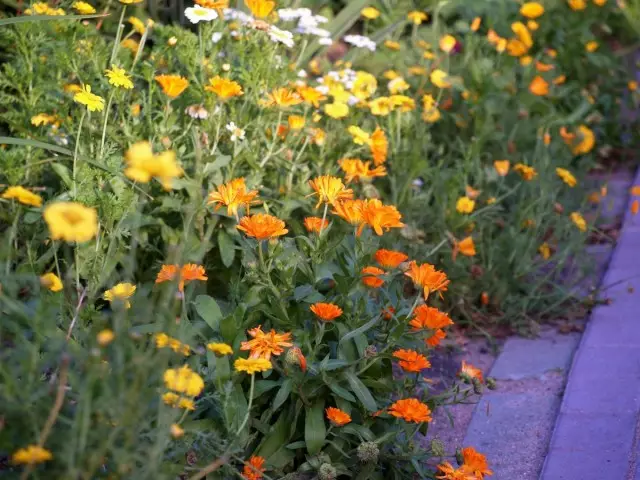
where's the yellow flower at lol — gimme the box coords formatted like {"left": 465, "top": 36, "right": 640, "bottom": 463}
{"left": 205, "top": 76, "right": 244, "bottom": 99}
{"left": 456, "top": 197, "right": 475, "bottom": 214}
{"left": 40, "top": 272, "right": 63, "bottom": 292}
{"left": 352, "top": 71, "right": 377, "bottom": 100}
{"left": 31, "top": 113, "right": 57, "bottom": 126}
{"left": 261, "top": 87, "right": 303, "bottom": 108}
{"left": 422, "top": 94, "right": 440, "bottom": 123}
{"left": 507, "top": 39, "right": 529, "bottom": 57}
{"left": 11, "top": 446, "right": 52, "bottom": 465}
{"left": 407, "top": 10, "right": 427, "bottom": 25}
{"left": 121, "top": 38, "right": 140, "bottom": 54}
{"left": 471, "top": 17, "right": 482, "bottom": 31}
{"left": 494, "top": 160, "right": 510, "bottom": 176}
{"left": 439, "top": 34, "right": 457, "bottom": 53}
{"left": 1, "top": 186, "right": 42, "bottom": 207}
{"left": 72, "top": 1, "right": 96, "bottom": 14}
{"left": 74, "top": 84, "right": 105, "bottom": 112}
{"left": 568, "top": 0, "right": 587, "bottom": 9}
{"left": 572, "top": 125, "right": 595, "bottom": 155}
{"left": 119, "top": 0, "right": 143, "bottom": 4}
{"left": 521, "top": 2, "right": 545, "bottom": 18}
{"left": 430, "top": 69, "right": 450, "bottom": 88}
{"left": 629, "top": 81, "right": 638, "bottom": 91}
{"left": 103, "top": 282, "right": 137, "bottom": 309}
{"left": 384, "top": 39, "right": 401, "bottom": 50}
{"left": 369, "top": 97, "right": 393, "bottom": 116}
{"left": 324, "top": 102, "right": 349, "bottom": 119}
{"left": 408, "top": 66, "right": 427, "bottom": 76}
{"left": 97, "top": 329, "right": 115, "bottom": 346}
{"left": 245, "top": 0, "right": 274, "bottom": 18}
{"left": 348, "top": 125, "right": 371, "bottom": 145}
{"left": 296, "top": 85, "right": 326, "bottom": 107}
{"left": 585, "top": 41, "right": 599, "bottom": 52}
{"left": 308, "top": 175, "right": 353, "bottom": 208}
{"left": 593, "top": 0, "right": 607, "bottom": 5}
{"left": 124, "top": 141, "right": 182, "bottom": 189}
{"left": 388, "top": 77, "right": 409, "bottom": 94}
{"left": 105, "top": 65, "right": 133, "bottom": 89}
{"left": 234, "top": 357, "right": 273, "bottom": 374}
{"left": 207, "top": 342, "right": 233, "bottom": 355}
{"left": 391, "top": 95, "right": 416, "bottom": 112}
{"left": 512, "top": 22, "right": 532, "bottom": 48}
{"left": 43, "top": 202, "right": 98, "bottom": 243}
{"left": 361, "top": 6, "right": 380, "bottom": 19}
{"left": 164, "top": 365, "right": 205, "bottom": 396}
{"left": 170, "top": 423, "right": 185, "bottom": 438}
{"left": 514, "top": 163, "right": 538, "bottom": 180}
{"left": 539, "top": 242, "right": 551, "bottom": 259}
{"left": 288, "top": 115, "right": 305, "bottom": 130}
{"left": 570, "top": 212, "right": 587, "bottom": 231}
{"left": 339, "top": 158, "right": 387, "bottom": 183}
{"left": 556, "top": 168, "right": 577, "bottom": 187}
{"left": 155, "top": 74, "right": 189, "bottom": 98}
{"left": 527, "top": 20, "right": 539, "bottom": 31}
{"left": 529, "top": 76, "right": 549, "bottom": 96}
{"left": 128, "top": 16, "right": 146, "bottom": 34}
{"left": 162, "top": 392, "right": 195, "bottom": 410}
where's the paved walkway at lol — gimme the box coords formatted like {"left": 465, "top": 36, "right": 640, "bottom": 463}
{"left": 540, "top": 170, "right": 640, "bottom": 480}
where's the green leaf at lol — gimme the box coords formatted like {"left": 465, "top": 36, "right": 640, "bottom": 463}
{"left": 194, "top": 295, "right": 223, "bottom": 331}
{"left": 219, "top": 314, "right": 237, "bottom": 344}
{"left": 256, "top": 411, "right": 289, "bottom": 459}
{"left": 272, "top": 378, "right": 293, "bottom": 412}
{"left": 0, "top": 136, "right": 72, "bottom": 156}
{"left": 253, "top": 380, "right": 281, "bottom": 398}
{"left": 319, "top": 358, "right": 350, "bottom": 372}
{"left": 285, "top": 441, "right": 307, "bottom": 450}
{"left": 203, "top": 155, "right": 231, "bottom": 175}
{"left": 342, "top": 424, "right": 375, "bottom": 441}
{"left": 339, "top": 315, "right": 380, "bottom": 345}
{"left": 327, "top": 383, "right": 356, "bottom": 403}
{"left": 304, "top": 399, "right": 326, "bottom": 455}
{"left": 218, "top": 229, "right": 235, "bottom": 267}
{"left": 50, "top": 163, "right": 72, "bottom": 189}
{"left": 344, "top": 371, "right": 377, "bottom": 412}
{"left": 0, "top": 13, "right": 107, "bottom": 27}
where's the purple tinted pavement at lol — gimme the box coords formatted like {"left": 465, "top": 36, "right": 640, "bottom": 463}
{"left": 540, "top": 169, "right": 640, "bottom": 480}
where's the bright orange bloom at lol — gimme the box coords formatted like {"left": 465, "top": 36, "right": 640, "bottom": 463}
{"left": 410, "top": 305, "right": 454, "bottom": 330}
{"left": 514, "top": 163, "right": 537, "bottom": 181}
{"left": 362, "top": 266, "right": 385, "bottom": 288}
{"left": 245, "top": 0, "right": 274, "bottom": 18}
{"left": 208, "top": 178, "right": 258, "bottom": 217}
{"left": 374, "top": 249, "right": 408, "bottom": 269}
{"left": 332, "top": 199, "right": 364, "bottom": 227}
{"left": 326, "top": 407, "right": 352, "bottom": 426}
{"left": 393, "top": 349, "right": 431, "bottom": 372}
{"left": 436, "top": 462, "right": 475, "bottom": 480}
{"left": 632, "top": 200, "right": 639, "bottom": 215}
{"left": 288, "top": 346, "right": 307, "bottom": 372}
{"left": 240, "top": 325, "right": 293, "bottom": 360}
{"left": 388, "top": 398, "right": 432, "bottom": 423}
{"left": 260, "top": 87, "right": 303, "bottom": 108}
{"left": 425, "top": 329, "right": 447, "bottom": 347}
{"left": 155, "top": 264, "right": 207, "bottom": 291}
{"left": 205, "top": 75, "right": 244, "bottom": 99}
{"left": 304, "top": 216, "right": 329, "bottom": 233}
{"left": 155, "top": 74, "right": 189, "bottom": 98}
{"left": 459, "top": 360, "right": 483, "bottom": 382}
{"left": 453, "top": 237, "right": 476, "bottom": 260}
{"left": 310, "top": 302, "right": 343, "bottom": 322}
{"left": 308, "top": 175, "right": 354, "bottom": 208}
{"left": 370, "top": 127, "right": 388, "bottom": 165}
{"left": 358, "top": 199, "right": 404, "bottom": 236}
{"left": 405, "top": 261, "right": 450, "bottom": 298}
{"left": 382, "top": 306, "right": 395, "bottom": 320}
{"left": 493, "top": 160, "right": 510, "bottom": 176}
{"left": 237, "top": 214, "right": 288, "bottom": 240}
{"left": 339, "top": 158, "right": 387, "bottom": 183}
{"left": 529, "top": 76, "right": 549, "bottom": 96}
{"left": 461, "top": 447, "right": 493, "bottom": 479}
{"left": 242, "top": 455, "right": 266, "bottom": 480}
{"left": 195, "top": 0, "right": 228, "bottom": 11}
{"left": 296, "top": 85, "right": 326, "bottom": 107}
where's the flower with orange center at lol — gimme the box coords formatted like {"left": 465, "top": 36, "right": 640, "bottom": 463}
{"left": 208, "top": 178, "right": 259, "bottom": 217}
{"left": 374, "top": 249, "right": 408, "bottom": 269}
{"left": 461, "top": 447, "right": 493, "bottom": 479}
{"left": 155, "top": 74, "right": 189, "bottom": 98}
{"left": 358, "top": 199, "right": 404, "bottom": 236}
{"left": 205, "top": 76, "right": 244, "bottom": 99}
{"left": 405, "top": 261, "right": 450, "bottom": 299}
{"left": 339, "top": 158, "right": 387, "bottom": 183}
{"left": 459, "top": 360, "right": 483, "bottom": 382}
{"left": 326, "top": 407, "right": 352, "bottom": 426}
{"left": 388, "top": 398, "right": 432, "bottom": 423}
{"left": 242, "top": 455, "right": 266, "bottom": 480}
{"left": 310, "top": 302, "right": 343, "bottom": 322}
{"left": 155, "top": 264, "right": 208, "bottom": 292}
{"left": 332, "top": 199, "right": 365, "bottom": 227}
{"left": 296, "top": 85, "right": 326, "bottom": 107}
{"left": 245, "top": 0, "right": 274, "bottom": 18}
{"left": 439, "top": 34, "right": 457, "bottom": 53}
{"left": 370, "top": 127, "right": 388, "bottom": 165}
{"left": 393, "top": 349, "right": 431, "bottom": 372}
{"left": 452, "top": 236, "right": 476, "bottom": 260}
{"left": 529, "top": 76, "right": 549, "bottom": 96}
{"left": 410, "top": 305, "right": 454, "bottom": 330}
{"left": 308, "top": 175, "right": 354, "bottom": 208}
{"left": 362, "top": 266, "right": 385, "bottom": 288}
{"left": 260, "top": 87, "right": 303, "bottom": 108}
{"left": 304, "top": 217, "right": 329, "bottom": 234}
{"left": 237, "top": 213, "right": 288, "bottom": 240}
{"left": 240, "top": 325, "right": 293, "bottom": 360}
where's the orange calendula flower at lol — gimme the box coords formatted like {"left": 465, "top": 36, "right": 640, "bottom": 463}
{"left": 493, "top": 160, "right": 510, "bottom": 176}
{"left": 370, "top": 127, "right": 388, "bottom": 165}
{"left": 439, "top": 34, "right": 457, "bottom": 53}
{"left": 393, "top": 349, "right": 431, "bottom": 372}
{"left": 436, "top": 462, "right": 475, "bottom": 480}
{"left": 333, "top": 199, "right": 365, "bottom": 228}
{"left": 405, "top": 262, "right": 450, "bottom": 299}
{"left": 374, "top": 249, "right": 408, "bottom": 269}
{"left": 207, "top": 178, "right": 258, "bottom": 217}
{"left": 410, "top": 305, "right": 454, "bottom": 330}
{"left": 242, "top": 455, "right": 266, "bottom": 480}
{"left": 297, "top": 85, "right": 326, "bottom": 107}
{"left": 244, "top": 0, "right": 274, "bottom": 18}
{"left": 326, "top": 407, "right": 352, "bottom": 426}
{"left": 1, "top": 186, "right": 43, "bottom": 207}
{"left": 358, "top": 199, "right": 404, "bottom": 236}
{"left": 453, "top": 236, "right": 476, "bottom": 260}
{"left": 155, "top": 264, "right": 207, "bottom": 292}
{"left": 237, "top": 213, "right": 288, "bottom": 240}
{"left": 459, "top": 360, "right": 483, "bottom": 382}
{"left": 571, "top": 125, "right": 595, "bottom": 155}
{"left": 471, "top": 17, "right": 481, "bottom": 31}
{"left": 308, "top": 175, "right": 354, "bottom": 208}
{"left": 261, "top": 87, "right": 303, "bottom": 108}
{"left": 570, "top": 211, "right": 587, "bottom": 232}
{"left": 382, "top": 306, "right": 395, "bottom": 320}
{"left": 456, "top": 197, "right": 475, "bottom": 214}
{"left": 461, "top": 447, "right": 493, "bottom": 479}
{"left": 426, "top": 329, "right": 447, "bottom": 347}
{"left": 155, "top": 74, "right": 189, "bottom": 98}
{"left": 632, "top": 200, "right": 639, "bottom": 215}
{"left": 556, "top": 168, "right": 577, "bottom": 187}
{"left": 241, "top": 325, "right": 293, "bottom": 359}
{"left": 310, "top": 302, "right": 343, "bottom": 322}
{"left": 11, "top": 445, "right": 53, "bottom": 465}
{"left": 388, "top": 398, "right": 432, "bottom": 423}
{"left": 362, "top": 266, "right": 385, "bottom": 288}
{"left": 521, "top": 1, "right": 544, "bottom": 18}
{"left": 529, "top": 76, "right": 549, "bottom": 96}
{"left": 339, "top": 158, "right": 387, "bottom": 183}
{"left": 514, "top": 163, "right": 537, "bottom": 181}
{"left": 304, "top": 217, "right": 329, "bottom": 234}
{"left": 205, "top": 76, "right": 244, "bottom": 99}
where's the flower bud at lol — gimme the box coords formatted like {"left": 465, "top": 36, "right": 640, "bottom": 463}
{"left": 364, "top": 345, "right": 377, "bottom": 358}
{"left": 486, "top": 377, "right": 497, "bottom": 390}
{"left": 357, "top": 441, "right": 379, "bottom": 463}
{"left": 167, "top": 36, "right": 177, "bottom": 46}
{"left": 455, "top": 448, "right": 463, "bottom": 466}
{"left": 318, "top": 463, "right": 336, "bottom": 480}
{"left": 430, "top": 439, "right": 445, "bottom": 457}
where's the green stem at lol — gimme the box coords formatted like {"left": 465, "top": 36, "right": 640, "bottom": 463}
{"left": 109, "top": 5, "right": 127, "bottom": 66}
{"left": 72, "top": 111, "right": 87, "bottom": 200}
{"left": 5, "top": 206, "right": 20, "bottom": 275}
{"left": 236, "top": 373, "right": 255, "bottom": 435}
{"left": 99, "top": 90, "right": 116, "bottom": 160}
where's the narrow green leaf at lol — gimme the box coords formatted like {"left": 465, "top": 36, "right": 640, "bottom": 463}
{"left": 253, "top": 380, "right": 281, "bottom": 399}
{"left": 304, "top": 399, "right": 326, "bottom": 455}
{"left": 339, "top": 315, "right": 380, "bottom": 345}
{"left": 218, "top": 229, "right": 235, "bottom": 267}
{"left": 344, "top": 371, "right": 377, "bottom": 412}
{"left": 256, "top": 411, "right": 289, "bottom": 459}
{"left": 50, "top": 163, "right": 72, "bottom": 189}
{"left": 272, "top": 378, "right": 293, "bottom": 412}
{"left": 219, "top": 314, "right": 237, "bottom": 344}
{"left": 194, "top": 295, "right": 223, "bottom": 331}
{"left": 0, "top": 136, "right": 72, "bottom": 156}
{"left": 327, "top": 383, "right": 356, "bottom": 403}
{"left": 0, "top": 13, "right": 107, "bottom": 27}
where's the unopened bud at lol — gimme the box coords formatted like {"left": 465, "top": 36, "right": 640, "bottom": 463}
{"left": 318, "top": 463, "right": 336, "bottom": 480}
{"left": 357, "top": 441, "right": 379, "bottom": 463}
{"left": 486, "top": 377, "right": 497, "bottom": 390}
{"left": 167, "top": 36, "right": 177, "bottom": 46}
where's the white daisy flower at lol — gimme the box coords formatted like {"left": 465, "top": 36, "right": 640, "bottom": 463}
{"left": 185, "top": 5, "right": 218, "bottom": 24}
{"left": 277, "top": 8, "right": 312, "bottom": 21}
{"left": 268, "top": 26, "right": 295, "bottom": 48}
{"left": 225, "top": 122, "right": 245, "bottom": 142}
{"left": 344, "top": 34, "right": 376, "bottom": 51}
{"left": 211, "top": 32, "right": 223, "bottom": 43}
{"left": 318, "top": 37, "right": 333, "bottom": 46}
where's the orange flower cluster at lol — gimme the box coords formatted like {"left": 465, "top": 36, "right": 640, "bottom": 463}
{"left": 437, "top": 447, "right": 492, "bottom": 480}
{"left": 339, "top": 158, "right": 387, "bottom": 183}
{"left": 208, "top": 178, "right": 258, "bottom": 217}
{"left": 405, "top": 261, "right": 450, "bottom": 298}
{"left": 388, "top": 398, "right": 432, "bottom": 423}
{"left": 393, "top": 349, "right": 431, "bottom": 372}
{"left": 242, "top": 455, "right": 266, "bottom": 480}
{"left": 155, "top": 264, "right": 207, "bottom": 292}
{"left": 410, "top": 305, "right": 454, "bottom": 347}
{"left": 374, "top": 249, "right": 408, "bottom": 268}
{"left": 237, "top": 213, "right": 288, "bottom": 240}
{"left": 310, "top": 302, "right": 343, "bottom": 322}
{"left": 308, "top": 175, "right": 353, "bottom": 208}
{"left": 240, "top": 325, "right": 293, "bottom": 360}
{"left": 326, "top": 407, "right": 352, "bottom": 426}
{"left": 362, "top": 266, "right": 385, "bottom": 288}
{"left": 303, "top": 216, "right": 329, "bottom": 234}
